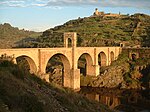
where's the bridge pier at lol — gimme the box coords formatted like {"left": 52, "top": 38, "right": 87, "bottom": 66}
{"left": 86, "top": 65, "right": 99, "bottom": 76}
{"left": 64, "top": 32, "right": 81, "bottom": 90}
{"left": 12, "top": 57, "right": 17, "bottom": 64}
{"left": 92, "top": 65, "right": 100, "bottom": 76}
{"left": 40, "top": 74, "right": 50, "bottom": 82}
{"left": 70, "top": 69, "right": 80, "bottom": 90}
{"left": 63, "top": 69, "right": 72, "bottom": 88}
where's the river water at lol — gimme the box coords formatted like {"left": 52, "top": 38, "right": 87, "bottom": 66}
{"left": 79, "top": 87, "right": 150, "bottom": 112}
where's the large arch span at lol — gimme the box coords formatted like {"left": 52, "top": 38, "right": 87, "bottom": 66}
{"left": 16, "top": 55, "right": 37, "bottom": 74}
{"left": 45, "top": 53, "right": 71, "bottom": 87}
{"left": 98, "top": 51, "right": 107, "bottom": 66}
{"left": 77, "top": 53, "right": 94, "bottom": 76}
{"left": 110, "top": 51, "right": 115, "bottom": 64}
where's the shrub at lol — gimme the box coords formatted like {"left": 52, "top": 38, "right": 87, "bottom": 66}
{"left": 0, "top": 60, "right": 25, "bottom": 79}
{"left": 124, "top": 72, "right": 132, "bottom": 84}
{"left": 0, "top": 60, "right": 14, "bottom": 67}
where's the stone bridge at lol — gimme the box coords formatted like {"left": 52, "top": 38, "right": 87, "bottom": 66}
{"left": 0, "top": 32, "right": 121, "bottom": 90}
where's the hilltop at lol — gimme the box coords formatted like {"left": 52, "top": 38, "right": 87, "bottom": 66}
{"left": 23, "top": 12, "right": 150, "bottom": 48}
{"left": 0, "top": 23, "right": 41, "bottom": 48}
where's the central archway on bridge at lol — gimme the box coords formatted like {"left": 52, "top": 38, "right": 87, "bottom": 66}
{"left": 67, "top": 38, "right": 72, "bottom": 47}
{"left": 16, "top": 55, "right": 37, "bottom": 74}
{"left": 77, "top": 53, "right": 94, "bottom": 76}
{"left": 98, "top": 52, "right": 107, "bottom": 66}
{"left": 64, "top": 32, "right": 77, "bottom": 48}
{"left": 46, "top": 53, "right": 71, "bottom": 87}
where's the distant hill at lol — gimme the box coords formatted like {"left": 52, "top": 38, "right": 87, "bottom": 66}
{"left": 0, "top": 23, "right": 41, "bottom": 48}
{"left": 25, "top": 13, "right": 150, "bottom": 48}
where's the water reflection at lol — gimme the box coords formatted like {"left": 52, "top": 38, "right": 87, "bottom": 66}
{"left": 79, "top": 87, "right": 150, "bottom": 112}
{"left": 85, "top": 94, "right": 120, "bottom": 109}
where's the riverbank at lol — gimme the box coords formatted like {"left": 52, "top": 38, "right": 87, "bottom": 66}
{"left": 79, "top": 87, "right": 150, "bottom": 112}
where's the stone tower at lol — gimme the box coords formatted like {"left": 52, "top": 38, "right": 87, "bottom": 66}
{"left": 94, "top": 8, "right": 99, "bottom": 16}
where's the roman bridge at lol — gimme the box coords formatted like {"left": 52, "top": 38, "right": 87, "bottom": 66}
{"left": 0, "top": 32, "right": 121, "bottom": 90}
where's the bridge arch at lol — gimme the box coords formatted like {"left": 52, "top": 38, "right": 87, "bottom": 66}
{"left": 45, "top": 53, "right": 71, "bottom": 87}
{"left": 98, "top": 52, "right": 107, "bottom": 66}
{"left": 16, "top": 55, "right": 37, "bottom": 74}
{"left": 131, "top": 53, "right": 136, "bottom": 61}
{"left": 77, "top": 53, "right": 94, "bottom": 76}
{"left": 129, "top": 52, "right": 139, "bottom": 60}
{"left": 110, "top": 51, "right": 115, "bottom": 64}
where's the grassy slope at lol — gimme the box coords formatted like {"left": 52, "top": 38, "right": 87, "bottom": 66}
{"left": 0, "top": 61, "right": 113, "bottom": 112}
{"left": 30, "top": 13, "right": 150, "bottom": 48}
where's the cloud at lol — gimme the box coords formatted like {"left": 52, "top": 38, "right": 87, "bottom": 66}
{"left": 45, "top": 6, "right": 62, "bottom": 10}
{"left": 8, "top": 4, "right": 25, "bottom": 7}
{"left": 100, "top": 0, "right": 150, "bottom": 9}
{"left": 0, "top": 0, "right": 150, "bottom": 9}
{"left": 45, "top": 0, "right": 150, "bottom": 9}
{"left": 31, "top": 3, "right": 46, "bottom": 7}
{"left": 0, "top": 0, "right": 25, "bottom": 4}
{"left": 0, "top": 0, "right": 26, "bottom": 7}
{"left": 45, "top": 0, "right": 97, "bottom": 7}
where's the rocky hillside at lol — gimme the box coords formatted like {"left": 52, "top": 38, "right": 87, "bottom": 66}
{"left": 81, "top": 52, "right": 150, "bottom": 90}
{"left": 0, "top": 23, "right": 41, "bottom": 48}
{"left": 24, "top": 13, "right": 150, "bottom": 48}
{"left": 0, "top": 60, "right": 113, "bottom": 112}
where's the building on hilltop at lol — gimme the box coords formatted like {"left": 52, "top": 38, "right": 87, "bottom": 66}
{"left": 93, "top": 8, "right": 105, "bottom": 16}
{"left": 93, "top": 8, "right": 121, "bottom": 17}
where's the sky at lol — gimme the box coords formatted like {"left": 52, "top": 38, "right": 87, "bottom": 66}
{"left": 0, "top": 0, "right": 150, "bottom": 32}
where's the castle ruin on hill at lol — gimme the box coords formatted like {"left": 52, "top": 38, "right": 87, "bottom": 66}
{"left": 93, "top": 8, "right": 121, "bottom": 17}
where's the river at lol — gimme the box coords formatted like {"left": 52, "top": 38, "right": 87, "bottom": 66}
{"left": 79, "top": 87, "right": 150, "bottom": 112}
